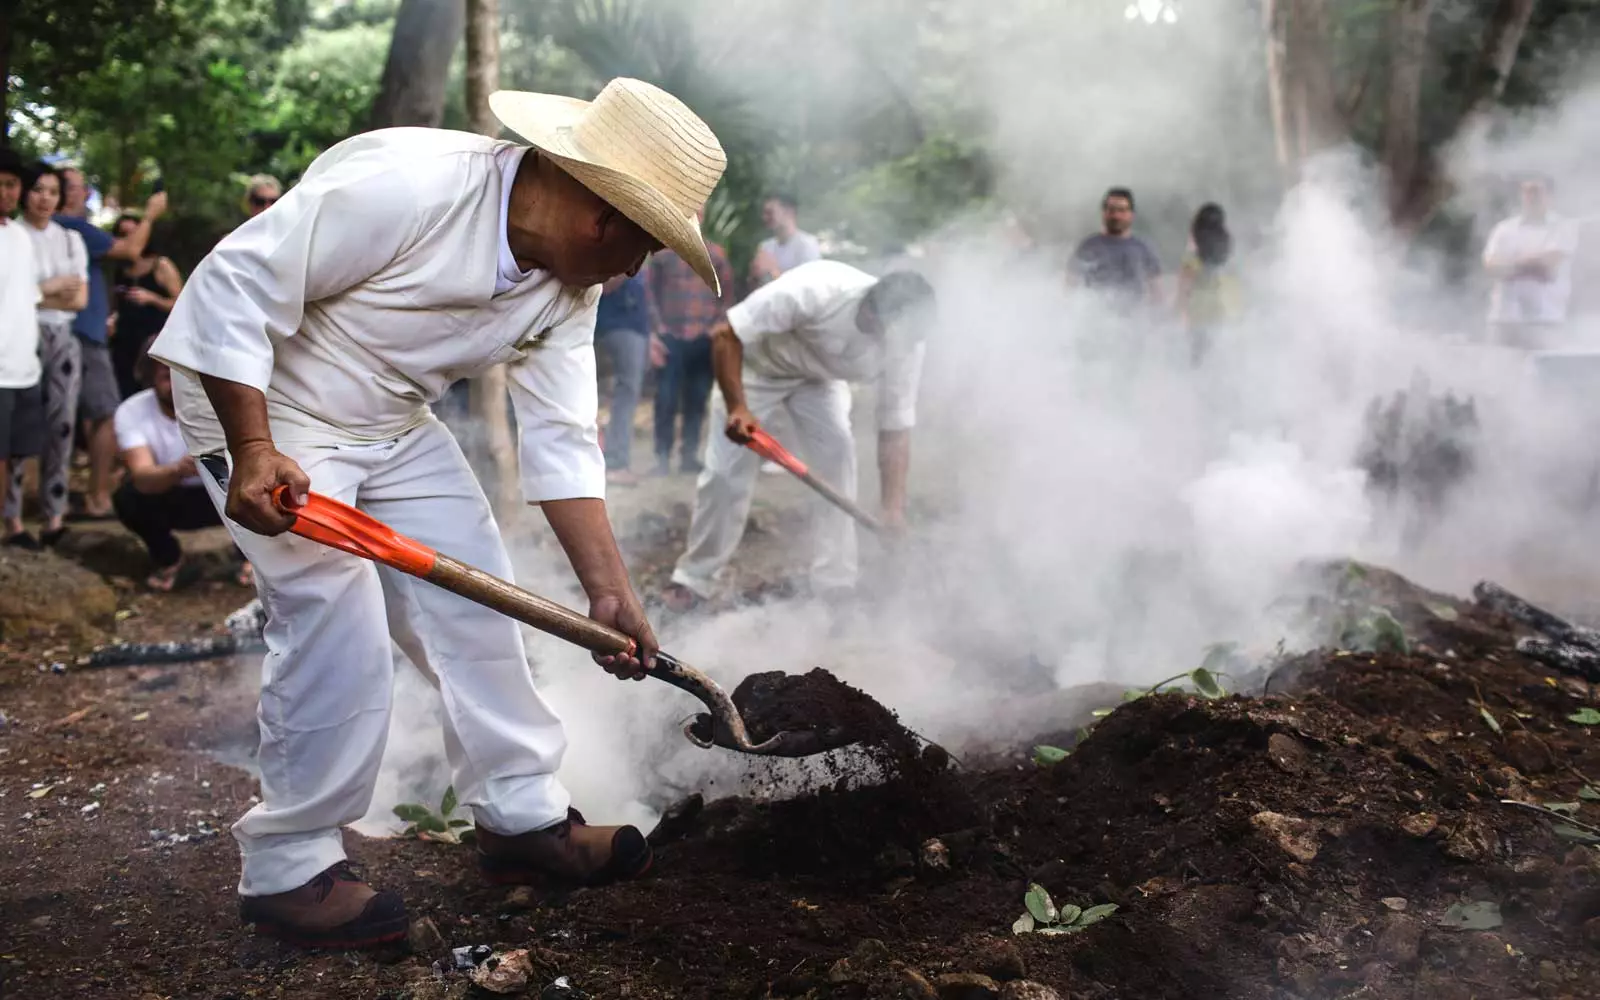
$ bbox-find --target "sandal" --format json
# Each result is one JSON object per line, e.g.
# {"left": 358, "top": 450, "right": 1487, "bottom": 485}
{"left": 4, "top": 532, "right": 41, "bottom": 551}
{"left": 146, "top": 559, "right": 183, "bottom": 592}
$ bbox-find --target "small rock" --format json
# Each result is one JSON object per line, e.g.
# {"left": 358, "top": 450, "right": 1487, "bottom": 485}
{"left": 961, "top": 934, "right": 1026, "bottom": 981}
{"left": 472, "top": 948, "right": 534, "bottom": 994}
{"left": 1583, "top": 917, "right": 1600, "bottom": 949}
{"left": 1381, "top": 897, "right": 1408, "bottom": 912}
{"left": 827, "top": 957, "right": 858, "bottom": 984}
{"left": 998, "top": 983, "right": 1062, "bottom": 1000}
{"left": 1502, "top": 731, "right": 1554, "bottom": 775}
{"left": 1375, "top": 913, "right": 1423, "bottom": 965}
{"left": 1399, "top": 813, "right": 1438, "bottom": 838}
{"left": 898, "top": 966, "right": 939, "bottom": 1000}
{"left": 936, "top": 972, "right": 1001, "bottom": 1000}
{"left": 852, "top": 938, "right": 891, "bottom": 968}
{"left": 29, "top": 915, "right": 52, "bottom": 928}
{"left": 503, "top": 885, "right": 536, "bottom": 911}
{"left": 1537, "top": 960, "right": 1561, "bottom": 985}
{"left": 407, "top": 916, "right": 446, "bottom": 957}
{"left": 1443, "top": 816, "right": 1494, "bottom": 862}
{"left": 1266, "top": 733, "right": 1308, "bottom": 774}
{"left": 1251, "top": 811, "right": 1320, "bottom": 862}
{"left": 921, "top": 838, "right": 951, "bottom": 871}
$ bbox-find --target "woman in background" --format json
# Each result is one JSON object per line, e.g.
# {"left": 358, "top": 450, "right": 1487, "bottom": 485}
{"left": 1175, "top": 202, "right": 1239, "bottom": 364}
{"left": 109, "top": 213, "right": 184, "bottom": 399}
{"left": 4, "top": 163, "right": 87, "bottom": 549}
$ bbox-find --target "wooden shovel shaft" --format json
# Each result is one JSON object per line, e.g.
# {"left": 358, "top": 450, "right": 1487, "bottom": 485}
{"left": 427, "top": 555, "right": 633, "bottom": 656}
{"left": 794, "top": 469, "right": 883, "bottom": 534}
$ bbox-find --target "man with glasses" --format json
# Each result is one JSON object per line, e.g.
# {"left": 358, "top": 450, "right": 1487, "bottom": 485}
{"left": 243, "top": 174, "right": 282, "bottom": 218}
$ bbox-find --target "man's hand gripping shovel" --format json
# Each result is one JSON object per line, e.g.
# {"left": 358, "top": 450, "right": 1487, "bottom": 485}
{"left": 269, "top": 487, "right": 856, "bottom": 759}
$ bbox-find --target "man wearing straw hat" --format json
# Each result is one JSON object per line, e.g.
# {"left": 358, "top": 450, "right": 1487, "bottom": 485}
{"left": 148, "top": 78, "right": 725, "bottom": 949}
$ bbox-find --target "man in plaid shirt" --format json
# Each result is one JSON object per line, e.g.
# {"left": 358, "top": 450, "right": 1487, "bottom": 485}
{"left": 647, "top": 239, "right": 735, "bottom": 475}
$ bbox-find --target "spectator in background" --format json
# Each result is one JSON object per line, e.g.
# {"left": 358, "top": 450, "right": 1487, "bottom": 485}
{"left": 594, "top": 271, "right": 652, "bottom": 486}
{"left": 112, "top": 339, "right": 250, "bottom": 591}
{"left": 749, "top": 192, "right": 822, "bottom": 289}
{"left": 0, "top": 149, "right": 45, "bottom": 544}
{"left": 110, "top": 213, "right": 184, "bottom": 398}
{"left": 1483, "top": 175, "right": 1579, "bottom": 350}
{"left": 1069, "top": 187, "right": 1162, "bottom": 312}
{"left": 648, "top": 234, "right": 735, "bottom": 476}
{"left": 55, "top": 166, "right": 168, "bottom": 519}
{"left": 1175, "top": 203, "right": 1239, "bottom": 363}
{"left": 4, "top": 163, "right": 88, "bottom": 549}
{"left": 243, "top": 174, "right": 282, "bottom": 218}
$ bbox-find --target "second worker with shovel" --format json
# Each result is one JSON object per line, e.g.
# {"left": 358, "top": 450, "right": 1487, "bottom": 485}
{"left": 664, "top": 259, "right": 935, "bottom": 610}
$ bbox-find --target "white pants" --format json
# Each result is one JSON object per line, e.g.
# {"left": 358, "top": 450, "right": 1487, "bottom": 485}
{"left": 183, "top": 408, "right": 572, "bottom": 896}
{"left": 671, "top": 376, "right": 857, "bottom": 597}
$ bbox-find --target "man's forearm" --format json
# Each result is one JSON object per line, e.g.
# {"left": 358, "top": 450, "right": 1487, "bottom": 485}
{"left": 878, "top": 429, "right": 911, "bottom": 513}
{"left": 542, "top": 498, "right": 634, "bottom": 600}
{"left": 199, "top": 374, "right": 275, "bottom": 455}
{"left": 711, "top": 325, "right": 747, "bottom": 411}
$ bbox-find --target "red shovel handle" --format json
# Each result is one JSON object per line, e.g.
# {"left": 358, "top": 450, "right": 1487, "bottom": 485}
{"left": 745, "top": 427, "right": 808, "bottom": 476}
{"left": 271, "top": 486, "right": 438, "bottom": 577}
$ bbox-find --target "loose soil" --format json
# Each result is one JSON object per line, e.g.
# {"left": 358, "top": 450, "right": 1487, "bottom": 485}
{"left": 3, "top": 496, "right": 1599, "bottom": 997}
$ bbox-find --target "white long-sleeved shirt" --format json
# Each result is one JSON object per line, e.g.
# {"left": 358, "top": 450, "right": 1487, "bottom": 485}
{"left": 724, "top": 260, "right": 926, "bottom": 431}
{"left": 150, "top": 127, "right": 606, "bottom": 502}
{"left": 1483, "top": 212, "right": 1580, "bottom": 325}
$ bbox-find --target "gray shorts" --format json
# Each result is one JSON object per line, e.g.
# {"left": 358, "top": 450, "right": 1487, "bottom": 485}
{"left": 77, "top": 337, "right": 121, "bottom": 421}
{"left": 0, "top": 383, "right": 45, "bottom": 459}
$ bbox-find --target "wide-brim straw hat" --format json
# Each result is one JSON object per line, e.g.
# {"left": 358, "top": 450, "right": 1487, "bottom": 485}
{"left": 490, "top": 78, "right": 727, "bottom": 295}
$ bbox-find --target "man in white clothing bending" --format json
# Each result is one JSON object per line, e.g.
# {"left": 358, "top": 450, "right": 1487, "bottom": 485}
{"left": 149, "top": 78, "right": 726, "bottom": 949}
{"left": 664, "top": 260, "right": 934, "bottom": 609}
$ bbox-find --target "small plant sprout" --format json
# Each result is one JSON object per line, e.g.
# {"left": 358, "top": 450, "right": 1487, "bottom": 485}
{"left": 1569, "top": 708, "right": 1600, "bottom": 726}
{"left": 1012, "top": 883, "right": 1118, "bottom": 936}
{"left": 393, "top": 785, "right": 475, "bottom": 845}
{"left": 1032, "top": 745, "right": 1070, "bottom": 767}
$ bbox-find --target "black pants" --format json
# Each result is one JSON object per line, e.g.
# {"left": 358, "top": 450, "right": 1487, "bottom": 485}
{"left": 112, "top": 482, "right": 222, "bottom": 568}
{"left": 653, "top": 335, "right": 714, "bottom": 469}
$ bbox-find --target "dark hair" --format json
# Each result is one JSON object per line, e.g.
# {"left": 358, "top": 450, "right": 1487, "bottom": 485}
{"left": 1103, "top": 187, "right": 1136, "bottom": 211}
{"left": 863, "top": 271, "right": 936, "bottom": 327}
{"left": 1191, "top": 202, "right": 1232, "bottom": 268}
{"left": 0, "top": 147, "right": 26, "bottom": 183}
{"left": 763, "top": 192, "right": 799, "bottom": 212}
{"left": 26, "top": 161, "right": 64, "bottom": 196}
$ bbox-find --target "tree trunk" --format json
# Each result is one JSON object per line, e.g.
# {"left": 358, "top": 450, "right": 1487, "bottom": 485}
{"left": 1460, "top": 0, "right": 1539, "bottom": 132}
{"left": 462, "top": 0, "right": 520, "bottom": 521}
{"left": 1285, "top": 0, "right": 1347, "bottom": 158}
{"left": 1263, "top": 0, "right": 1292, "bottom": 175}
{"left": 1381, "top": 0, "right": 1435, "bottom": 220}
{"left": 369, "top": 0, "right": 466, "bottom": 130}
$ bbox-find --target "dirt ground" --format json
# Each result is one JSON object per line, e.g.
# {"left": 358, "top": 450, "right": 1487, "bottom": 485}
{"left": 3, "top": 447, "right": 1600, "bottom": 999}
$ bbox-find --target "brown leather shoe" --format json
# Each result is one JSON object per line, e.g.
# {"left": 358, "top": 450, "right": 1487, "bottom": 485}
{"left": 238, "top": 861, "right": 408, "bottom": 949}
{"left": 477, "top": 808, "right": 652, "bottom": 887}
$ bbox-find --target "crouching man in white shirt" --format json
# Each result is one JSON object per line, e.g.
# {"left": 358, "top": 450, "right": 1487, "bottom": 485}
{"left": 664, "top": 260, "right": 934, "bottom": 608}
{"left": 148, "top": 79, "right": 727, "bottom": 949}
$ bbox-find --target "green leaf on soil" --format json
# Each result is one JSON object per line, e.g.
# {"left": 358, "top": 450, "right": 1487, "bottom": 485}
{"left": 1190, "top": 667, "right": 1225, "bottom": 699}
{"left": 1543, "top": 801, "right": 1581, "bottom": 815}
{"left": 1056, "top": 904, "right": 1082, "bottom": 927}
{"left": 1552, "top": 824, "right": 1600, "bottom": 845}
{"left": 1076, "top": 903, "right": 1120, "bottom": 927}
{"left": 1568, "top": 708, "right": 1600, "bottom": 725}
{"left": 1025, "top": 884, "right": 1058, "bottom": 925}
{"left": 1424, "top": 601, "right": 1459, "bottom": 622}
{"left": 1476, "top": 704, "right": 1501, "bottom": 735}
{"left": 1438, "top": 901, "right": 1502, "bottom": 931}
{"left": 440, "top": 785, "right": 458, "bottom": 817}
{"left": 1345, "top": 562, "right": 1369, "bottom": 580}
{"left": 1579, "top": 785, "right": 1600, "bottom": 802}
{"left": 414, "top": 814, "right": 449, "bottom": 834}
{"left": 448, "top": 818, "right": 473, "bottom": 828}
{"left": 1012, "top": 912, "right": 1035, "bottom": 935}
{"left": 1370, "top": 610, "right": 1409, "bottom": 654}
{"left": 1199, "top": 642, "right": 1238, "bottom": 675}
{"left": 393, "top": 803, "right": 433, "bottom": 823}
{"left": 1091, "top": 708, "right": 1116, "bottom": 718}
{"left": 1032, "top": 745, "right": 1070, "bottom": 767}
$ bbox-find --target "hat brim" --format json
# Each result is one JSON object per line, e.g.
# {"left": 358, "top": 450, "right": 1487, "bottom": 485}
{"left": 489, "top": 90, "right": 720, "bottom": 297}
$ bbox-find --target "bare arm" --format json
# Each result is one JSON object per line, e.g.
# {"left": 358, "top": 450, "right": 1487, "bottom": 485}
{"left": 39, "top": 278, "right": 87, "bottom": 311}
{"left": 121, "top": 444, "right": 196, "bottom": 495}
{"left": 710, "top": 320, "right": 746, "bottom": 412}
{"left": 105, "top": 192, "right": 167, "bottom": 262}
{"left": 152, "top": 257, "right": 184, "bottom": 308}
{"left": 197, "top": 374, "right": 309, "bottom": 535}
{"left": 877, "top": 429, "right": 911, "bottom": 521}
{"left": 541, "top": 497, "right": 659, "bottom": 674}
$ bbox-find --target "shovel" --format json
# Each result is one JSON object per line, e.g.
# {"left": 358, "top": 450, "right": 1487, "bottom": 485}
{"left": 744, "top": 427, "right": 883, "bottom": 534}
{"left": 267, "top": 487, "right": 856, "bottom": 758}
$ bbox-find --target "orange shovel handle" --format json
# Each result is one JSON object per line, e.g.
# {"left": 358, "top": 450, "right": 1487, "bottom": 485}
{"left": 271, "top": 486, "right": 438, "bottom": 577}
{"left": 745, "top": 427, "right": 809, "bottom": 477}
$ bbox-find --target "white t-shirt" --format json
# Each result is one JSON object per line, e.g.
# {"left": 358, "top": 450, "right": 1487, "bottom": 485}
{"left": 114, "top": 388, "right": 201, "bottom": 486}
{"left": 0, "top": 220, "right": 42, "bottom": 389}
{"left": 725, "top": 260, "right": 926, "bottom": 431}
{"left": 1484, "top": 213, "right": 1580, "bottom": 324}
{"left": 758, "top": 230, "right": 822, "bottom": 274}
{"left": 25, "top": 220, "right": 89, "bottom": 326}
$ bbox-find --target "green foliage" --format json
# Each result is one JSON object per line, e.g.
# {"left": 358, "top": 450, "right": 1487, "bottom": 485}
{"left": 1569, "top": 708, "right": 1600, "bottom": 726}
{"left": 827, "top": 134, "right": 993, "bottom": 253}
{"left": 393, "top": 785, "right": 475, "bottom": 845}
{"left": 1012, "top": 883, "right": 1118, "bottom": 937}
{"left": 1031, "top": 745, "right": 1070, "bottom": 767}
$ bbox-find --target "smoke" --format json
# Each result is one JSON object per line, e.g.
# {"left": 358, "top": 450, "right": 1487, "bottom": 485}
{"left": 351, "top": 2, "right": 1600, "bottom": 834}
